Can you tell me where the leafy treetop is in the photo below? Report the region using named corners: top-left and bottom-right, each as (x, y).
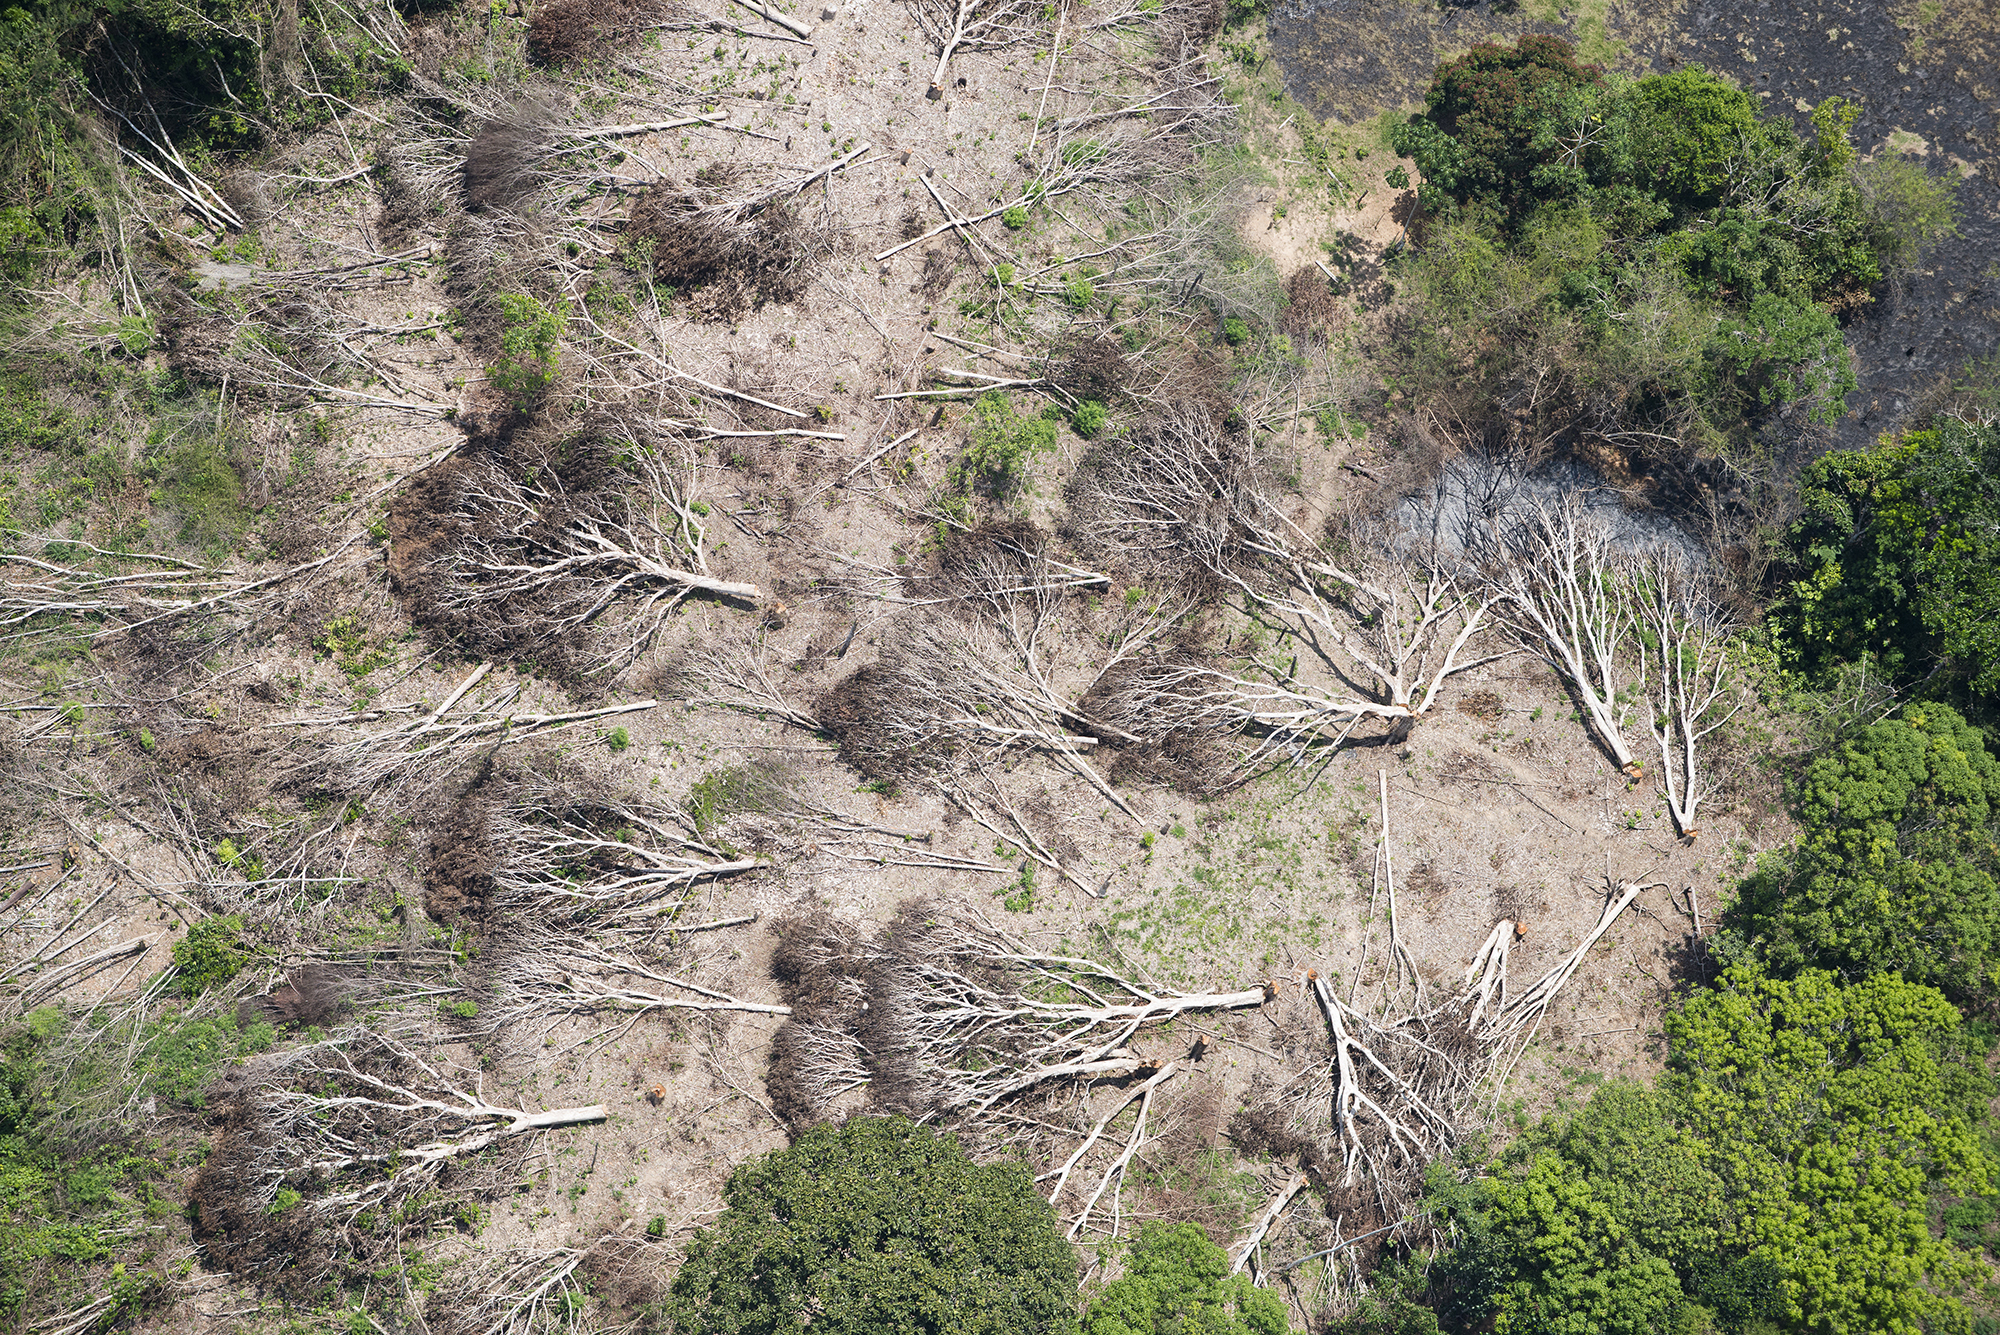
top-left (1778, 418), bottom-right (2000, 703)
top-left (666, 1115), bottom-right (1080, 1335)
top-left (1424, 967), bottom-right (1994, 1334)
top-left (1083, 1223), bottom-right (1286, 1335)
top-left (1730, 702), bottom-right (2000, 997)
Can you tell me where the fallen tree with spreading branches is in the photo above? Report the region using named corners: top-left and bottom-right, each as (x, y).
top-left (1632, 547), bottom-right (1743, 839)
top-left (277, 662), bottom-right (655, 796)
top-left (192, 1029), bottom-right (604, 1279)
top-left (393, 430), bottom-right (762, 681)
top-left (1070, 407), bottom-right (1502, 779)
top-left (1481, 493), bottom-right (1644, 776)
top-left (765, 904), bottom-right (1272, 1131)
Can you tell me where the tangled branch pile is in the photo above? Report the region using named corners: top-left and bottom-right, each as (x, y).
top-left (390, 426), bottom-right (760, 680)
top-left (765, 904), bottom-right (1270, 1131)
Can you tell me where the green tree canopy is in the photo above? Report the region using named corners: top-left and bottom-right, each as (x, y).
top-left (666, 1116), bottom-right (1080, 1335)
top-left (1383, 38), bottom-right (1886, 460)
top-left (1663, 966), bottom-right (1993, 1334)
top-left (1083, 1223), bottom-right (1286, 1335)
top-left (1778, 417), bottom-right (2000, 701)
top-left (1424, 970), bottom-right (1993, 1334)
top-left (1388, 35), bottom-right (1606, 230)
top-left (1730, 702), bottom-right (2000, 995)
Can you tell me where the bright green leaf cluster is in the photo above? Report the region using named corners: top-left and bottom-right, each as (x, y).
top-left (1084, 1223), bottom-right (1285, 1335)
top-left (1436, 967), bottom-right (1994, 1334)
top-left (666, 1116), bottom-right (1079, 1335)
top-left (1775, 418), bottom-right (2000, 700)
top-left (1729, 702), bottom-right (2000, 996)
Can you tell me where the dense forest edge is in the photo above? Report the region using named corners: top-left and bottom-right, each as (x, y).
top-left (1, 0), bottom-right (1998, 1333)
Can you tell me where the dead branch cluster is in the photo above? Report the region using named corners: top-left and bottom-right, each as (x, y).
top-left (765, 903), bottom-right (1268, 1134)
top-left (1456, 475), bottom-right (1744, 837)
top-left (1069, 407), bottom-right (1500, 781)
top-left (191, 1029), bottom-right (605, 1282)
top-left (400, 752), bottom-right (783, 1043)
top-left (390, 426), bottom-right (761, 683)
top-left (815, 525), bottom-right (1157, 812)
top-left (275, 661), bottom-right (654, 799)
top-left (628, 162), bottom-right (838, 321)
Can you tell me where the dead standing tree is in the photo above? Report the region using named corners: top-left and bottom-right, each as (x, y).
top-left (1482, 494), bottom-right (1644, 777)
top-left (1631, 547), bottom-right (1743, 839)
top-left (1071, 407), bottom-right (1501, 777)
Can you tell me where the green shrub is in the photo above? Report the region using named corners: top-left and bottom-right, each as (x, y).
top-left (0, 1013), bottom-right (159, 1327)
top-left (1064, 276), bottom-right (1095, 310)
top-left (950, 392), bottom-right (1059, 499)
top-left (137, 1006), bottom-right (272, 1107)
top-left (1381, 36), bottom-right (1884, 459)
top-left (1221, 316), bottom-right (1249, 346)
top-left (686, 765), bottom-right (781, 841)
top-left (666, 1116), bottom-right (1078, 1335)
top-left (1222, 0), bottom-right (1267, 28)
top-left (607, 725), bottom-right (631, 751)
top-left (1662, 966), bottom-right (1990, 1333)
top-left (1001, 205), bottom-right (1029, 230)
top-left (169, 916), bottom-right (246, 998)
top-left (487, 293), bottom-right (563, 407)
top-left (440, 999), bottom-right (480, 1019)
top-left (148, 425), bottom-right (247, 552)
top-left (1854, 149), bottom-right (1962, 276)
top-left (1084, 1222), bottom-right (1285, 1335)
top-left (1070, 400), bottom-right (1107, 438)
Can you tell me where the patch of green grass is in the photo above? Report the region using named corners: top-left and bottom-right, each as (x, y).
top-left (313, 616), bottom-right (394, 680)
top-left (0, 1014), bottom-right (169, 1326)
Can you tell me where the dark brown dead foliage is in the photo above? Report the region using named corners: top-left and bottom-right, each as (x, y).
top-left (156, 288), bottom-right (236, 387)
top-left (1456, 689), bottom-right (1501, 722)
top-left (158, 726), bottom-right (270, 829)
top-left (189, 1074), bottom-right (325, 1289)
top-left (1281, 266), bottom-right (1343, 342)
top-left (813, 665), bottom-right (933, 788)
top-left (1139, 1080), bottom-right (1247, 1242)
top-left (422, 768), bottom-right (501, 922)
top-left (238, 963), bottom-right (348, 1028)
top-left (577, 1235), bottom-right (672, 1322)
top-left (527, 0), bottom-right (682, 66)
top-left (629, 176), bottom-right (822, 320)
top-left (462, 119), bottom-right (550, 211)
top-left (385, 435), bottom-right (613, 683)
top-left (1227, 1101), bottom-right (1330, 1179)
top-left (1053, 335), bottom-right (1131, 405)
top-left (918, 246), bottom-right (958, 298)
top-left (766, 903), bottom-right (1033, 1131)
top-left (376, 163), bottom-right (432, 248)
